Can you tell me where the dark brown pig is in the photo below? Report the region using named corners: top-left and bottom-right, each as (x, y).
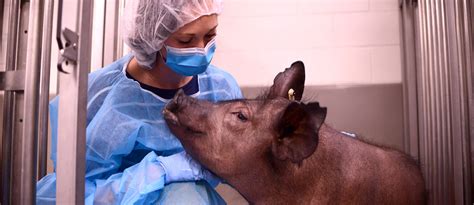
top-left (162, 61), bottom-right (426, 205)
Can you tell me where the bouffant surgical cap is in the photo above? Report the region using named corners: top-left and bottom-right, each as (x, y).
top-left (123, 0), bottom-right (223, 69)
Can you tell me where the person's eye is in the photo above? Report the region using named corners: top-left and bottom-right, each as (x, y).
top-left (232, 111), bottom-right (248, 122)
top-left (177, 38), bottom-right (192, 44)
top-left (205, 33), bottom-right (217, 39)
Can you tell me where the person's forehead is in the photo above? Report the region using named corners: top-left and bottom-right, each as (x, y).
top-left (174, 15), bottom-right (218, 35)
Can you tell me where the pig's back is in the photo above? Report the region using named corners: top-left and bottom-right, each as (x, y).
top-left (320, 126), bottom-right (425, 204)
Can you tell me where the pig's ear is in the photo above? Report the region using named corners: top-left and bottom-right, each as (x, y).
top-left (267, 61), bottom-right (305, 101)
top-left (272, 101), bottom-right (327, 163)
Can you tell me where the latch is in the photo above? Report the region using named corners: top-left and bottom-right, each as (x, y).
top-left (56, 28), bottom-right (78, 74)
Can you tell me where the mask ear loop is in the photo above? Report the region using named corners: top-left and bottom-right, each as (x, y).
top-left (158, 48), bottom-right (167, 63)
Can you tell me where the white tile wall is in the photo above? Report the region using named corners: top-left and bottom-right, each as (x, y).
top-left (47, 0), bottom-right (402, 92)
top-left (371, 45), bottom-right (402, 83)
top-left (213, 0), bottom-right (402, 86)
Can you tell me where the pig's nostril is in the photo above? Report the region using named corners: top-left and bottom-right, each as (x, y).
top-left (166, 89), bottom-right (186, 112)
top-left (165, 100), bottom-right (179, 113)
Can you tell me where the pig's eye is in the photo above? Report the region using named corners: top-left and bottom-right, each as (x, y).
top-left (232, 112), bottom-right (248, 122)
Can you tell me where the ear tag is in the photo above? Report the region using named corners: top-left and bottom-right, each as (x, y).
top-left (288, 88), bottom-right (296, 101)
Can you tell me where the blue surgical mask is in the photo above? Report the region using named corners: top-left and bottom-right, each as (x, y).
top-left (162, 38), bottom-right (216, 76)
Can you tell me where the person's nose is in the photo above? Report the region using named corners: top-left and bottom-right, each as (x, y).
top-left (196, 37), bottom-right (213, 48)
top-left (196, 40), bottom-right (206, 49)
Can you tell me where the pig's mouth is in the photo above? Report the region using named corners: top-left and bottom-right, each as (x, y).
top-left (162, 90), bottom-right (208, 136)
top-left (162, 106), bottom-right (206, 136)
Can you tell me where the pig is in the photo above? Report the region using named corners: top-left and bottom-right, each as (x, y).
top-left (162, 61), bottom-right (426, 205)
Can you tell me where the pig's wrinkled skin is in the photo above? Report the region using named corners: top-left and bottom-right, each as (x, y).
top-left (162, 61), bottom-right (426, 205)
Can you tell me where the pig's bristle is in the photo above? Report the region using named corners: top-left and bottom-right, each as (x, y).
top-left (255, 89), bottom-right (271, 100)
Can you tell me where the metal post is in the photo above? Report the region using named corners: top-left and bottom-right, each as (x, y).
top-left (37, 0), bottom-right (54, 180)
top-left (399, 0), bottom-right (421, 160)
top-left (12, 0), bottom-right (44, 203)
top-left (55, 0), bottom-right (93, 203)
top-left (103, 0), bottom-right (121, 65)
top-left (1, 0), bottom-right (22, 204)
top-left (400, 0), bottom-right (473, 204)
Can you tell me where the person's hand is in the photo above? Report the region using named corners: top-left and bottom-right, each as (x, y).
top-left (157, 151), bottom-right (221, 187)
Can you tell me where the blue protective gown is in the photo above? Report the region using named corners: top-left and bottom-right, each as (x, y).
top-left (36, 54), bottom-right (243, 204)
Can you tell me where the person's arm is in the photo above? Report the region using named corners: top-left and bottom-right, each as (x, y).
top-left (37, 98), bottom-right (218, 205)
top-left (92, 151), bottom-right (219, 204)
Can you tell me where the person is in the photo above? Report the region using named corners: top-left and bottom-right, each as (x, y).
top-left (36, 0), bottom-right (242, 204)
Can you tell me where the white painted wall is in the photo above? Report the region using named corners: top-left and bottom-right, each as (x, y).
top-left (48, 0), bottom-right (402, 94)
top-left (212, 0), bottom-right (402, 86)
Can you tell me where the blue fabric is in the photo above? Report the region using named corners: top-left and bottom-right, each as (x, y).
top-left (164, 38), bottom-right (216, 76)
top-left (37, 54), bottom-right (243, 204)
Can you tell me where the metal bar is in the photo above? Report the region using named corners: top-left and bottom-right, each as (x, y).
top-left (445, 0), bottom-right (468, 204)
top-left (400, 0), bottom-right (421, 160)
top-left (417, 0), bottom-right (429, 193)
top-left (117, 0), bottom-right (125, 58)
top-left (438, 0), bottom-right (452, 203)
top-left (103, 0), bottom-right (120, 65)
top-left (0, 70), bottom-right (26, 91)
top-left (425, 0), bottom-right (437, 202)
top-left (56, 0), bottom-right (93, 203)
top-left (463, 0), bottom-right (474, 203)
top-left (10, 3), bottom-right (30, 205)
top-left (0, 0), bottom-right (4, 51)
top-left (37, 0), bottom-right (54, 180)
top-left (12, 0), bottom-right (45, 203)
top-left (458, 1), bottom-right (473, 203)
top-left (432, 0), bottom-right (444, 203)
top-left (1, 0), bottom-right (21, 203)
top-left (404, 0), bottom-right (473, 204)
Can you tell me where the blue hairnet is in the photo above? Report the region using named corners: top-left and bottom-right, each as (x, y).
top-left (123, 0), bottom-right (223, 69)
top-left (37, 54), bottom-right (242, 204)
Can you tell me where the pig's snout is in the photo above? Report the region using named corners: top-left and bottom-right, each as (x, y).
top-left (163, 90), bottom-right (189, 124)
top-left (166, 89), bottom-right (187, 112)
top-left (163, 90), bottom-right (209, 136)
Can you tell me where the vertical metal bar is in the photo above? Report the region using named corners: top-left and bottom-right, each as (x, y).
top-left (0, 0), bottom-right (4, 49)
top-left (37, 0), bottom-right (54, 180)
top-left (12, 0), bottom-right (45, 203)
top-left (400, 0), bottom-right (421, 161)
top-left (462, 0), bottom-right (474, 203)
top-left (406, 0), bottom-right (473, 204)
top-left (56, 0), bottom-right (93, 203)
top-left (445, 0), bottom-right (465, 204)
top-left (432, 0), bottom-right (444, 203)
top-left (10, 3), bottom-right (29, 204)
top-left (117, 0), bottom-right (125, 58)
top-left (103, 0), bottom-right (120, 65)
top-left (417, 0), bottom-right (428, 194)
top-left (1, 0), bottom-right (21, 204)
top-left (425, 0), bottom-right (437, 202)
top-left (439, 1), bottom-right (453, 203)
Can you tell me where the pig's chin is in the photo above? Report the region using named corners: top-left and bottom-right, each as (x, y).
top-left (162, 109), bottom-right (206, 136)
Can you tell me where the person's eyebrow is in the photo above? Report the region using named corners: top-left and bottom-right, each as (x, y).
top-left (179, 25), bottom-right (218, 36)
top-left (207, 25), bottom-right (218, 33)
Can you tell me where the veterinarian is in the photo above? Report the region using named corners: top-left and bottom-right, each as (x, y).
top-left (36, 0), bottom-right (242, 204)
